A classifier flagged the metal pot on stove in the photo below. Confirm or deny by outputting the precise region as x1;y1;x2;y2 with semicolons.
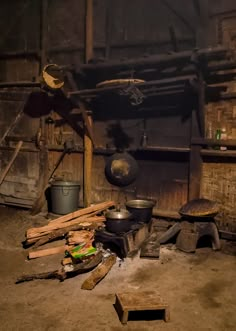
104;209;135;233
126;199;156;223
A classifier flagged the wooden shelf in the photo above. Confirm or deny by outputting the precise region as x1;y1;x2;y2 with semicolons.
221;92;236;100
45;145;190;155
201;149;236;158
94;146;190;155
192;138;236;148
137;146;190;153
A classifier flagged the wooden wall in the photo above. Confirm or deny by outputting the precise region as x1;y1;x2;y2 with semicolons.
0;0;236;220
201;12;236;230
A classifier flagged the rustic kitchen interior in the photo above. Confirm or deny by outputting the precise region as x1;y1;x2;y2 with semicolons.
0;0;236;330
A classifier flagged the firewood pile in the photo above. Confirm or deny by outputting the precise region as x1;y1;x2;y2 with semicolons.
16;201;117;289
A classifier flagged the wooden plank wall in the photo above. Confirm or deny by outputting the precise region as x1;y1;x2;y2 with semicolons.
0;0;236;216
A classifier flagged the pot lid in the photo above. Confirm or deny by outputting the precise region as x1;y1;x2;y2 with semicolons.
105;209;132;220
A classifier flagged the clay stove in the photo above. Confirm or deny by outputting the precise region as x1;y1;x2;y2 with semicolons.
94;222;150;258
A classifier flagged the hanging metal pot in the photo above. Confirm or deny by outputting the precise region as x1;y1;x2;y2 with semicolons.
105;152;139;187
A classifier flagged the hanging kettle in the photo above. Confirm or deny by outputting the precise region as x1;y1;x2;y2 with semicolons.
105;152;139;187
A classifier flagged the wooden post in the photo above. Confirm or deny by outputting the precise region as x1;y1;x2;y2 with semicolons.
194;0;209;48
105;0;112;59
84;0;94;207
188;110;202;200
40;0;48;71
32;0;49;214
84;115;93;207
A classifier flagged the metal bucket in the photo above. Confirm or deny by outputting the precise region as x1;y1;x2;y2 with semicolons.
51;181;80;215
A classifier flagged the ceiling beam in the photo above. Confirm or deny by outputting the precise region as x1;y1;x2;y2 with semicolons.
161;0;195;35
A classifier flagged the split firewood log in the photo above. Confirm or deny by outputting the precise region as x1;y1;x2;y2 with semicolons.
48;200;115;225
26;216;105;240
16;251;103;283
81;254;117;290
24;222;104;248
66;230;94;245
61;257;73;265
28;245;70;259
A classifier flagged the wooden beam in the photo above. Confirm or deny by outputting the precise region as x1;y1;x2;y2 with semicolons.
105;0;112;59
84;115;93;207
169;25;178;52
188;110;202;200
194;0;209;48
77;101;94;144
85;0;94;63
192;0;201;16
55;106;84;138
76;46;228;72
64;72;94;143
161;0;195;35
197;71;205;137
84;0;94;207
40;0;48;71
69;75;196;96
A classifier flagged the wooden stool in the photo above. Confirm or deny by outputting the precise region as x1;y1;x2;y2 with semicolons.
114;291;170;324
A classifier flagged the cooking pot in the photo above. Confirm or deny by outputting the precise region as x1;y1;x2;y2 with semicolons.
105;209;135;233
105;152;139;187
126;199;156;223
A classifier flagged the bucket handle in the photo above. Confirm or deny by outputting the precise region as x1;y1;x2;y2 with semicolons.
62;187;70;196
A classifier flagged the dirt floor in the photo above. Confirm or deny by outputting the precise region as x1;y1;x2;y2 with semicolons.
0;205;236;331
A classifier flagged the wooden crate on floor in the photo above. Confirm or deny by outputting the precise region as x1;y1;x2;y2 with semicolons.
114;291;170;324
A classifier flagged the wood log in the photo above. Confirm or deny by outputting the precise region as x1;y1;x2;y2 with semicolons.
26;222;104;248
61;257;73;265
81;254;116;290
26;215;105;239
16;251;103;283
48;200;115;224
158;223;181;244
28;245;70;259
66;230;94;245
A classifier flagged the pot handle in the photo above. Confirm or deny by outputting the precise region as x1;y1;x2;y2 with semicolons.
116;203;121;212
